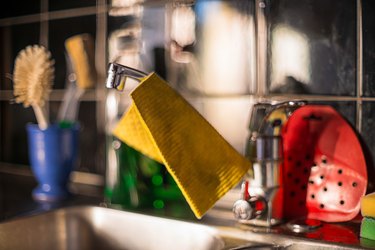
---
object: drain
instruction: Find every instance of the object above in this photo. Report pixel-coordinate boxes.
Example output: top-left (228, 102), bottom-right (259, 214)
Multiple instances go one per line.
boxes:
top-left (286, 218), bottom-right (322, 233)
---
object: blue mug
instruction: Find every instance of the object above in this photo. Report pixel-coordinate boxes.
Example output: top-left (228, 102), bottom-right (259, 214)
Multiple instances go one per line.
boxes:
top-left (26, 123), bottom-right (80, 201)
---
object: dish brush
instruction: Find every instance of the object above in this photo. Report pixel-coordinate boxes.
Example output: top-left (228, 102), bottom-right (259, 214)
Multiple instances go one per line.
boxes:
top-left (13, 45), bottom-right (55, 130)
top-left (58, 33), bottom-right (96, 124)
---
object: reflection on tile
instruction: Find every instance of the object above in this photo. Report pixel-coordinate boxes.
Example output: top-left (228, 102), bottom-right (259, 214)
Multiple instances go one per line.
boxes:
top-left (362, 0), bottom-right (375, 97)
top-left (49, 0), bottom-right (96, 11)
top-left (0, 0), bottom-right (40, 19)
top-left (166, 0), bottom-right (256, 95)
top-left (49, 15), bottom-right (96, 89)
top-left (186, 96), bottom-right (254, 154)
top-left (308, 101), bottom-right (356, 127)
top-left (268, 0), bottom-right (356, 96)
top-left (0, 23), bottom-right (40, 90)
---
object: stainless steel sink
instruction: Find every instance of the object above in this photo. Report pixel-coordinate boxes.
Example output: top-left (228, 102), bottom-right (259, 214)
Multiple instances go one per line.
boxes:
top-left (0, 205), bottom-right (219, 250)
top-left (0, 205), bottom-right (273, 250)
top-left (0, 205), bottom-right (371, 250)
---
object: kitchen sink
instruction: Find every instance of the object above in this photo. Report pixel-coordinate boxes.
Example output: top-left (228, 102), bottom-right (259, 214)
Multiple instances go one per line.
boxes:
top-left (0, 205), bottom-right (270, 250)
top-left (0, 205), bottom-right (371, 250)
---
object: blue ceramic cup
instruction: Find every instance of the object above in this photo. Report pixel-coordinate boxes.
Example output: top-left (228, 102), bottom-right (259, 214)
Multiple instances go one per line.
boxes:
top-left (26, 123), bottom-right (80, 201)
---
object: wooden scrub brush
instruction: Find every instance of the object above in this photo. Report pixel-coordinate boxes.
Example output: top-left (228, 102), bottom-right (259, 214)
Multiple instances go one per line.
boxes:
top-left (13, 45), bottom-right (55, 130)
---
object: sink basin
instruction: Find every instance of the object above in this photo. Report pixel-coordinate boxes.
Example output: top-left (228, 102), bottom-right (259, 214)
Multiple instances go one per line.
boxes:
top-left (0, 205), bottom-right (371, 250)
top-left (0, 205), bottom-right (221, 250)
top-left (0, 205), bottom-right (272, 250)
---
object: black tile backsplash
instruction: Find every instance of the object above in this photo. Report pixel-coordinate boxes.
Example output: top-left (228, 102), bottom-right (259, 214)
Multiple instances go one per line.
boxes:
top-left (0, 0), bottom-right (40, 19)
top-left (268, 0), bottom-right (357, 96)
top-left (309, 101), bottom-right (356, 128)
top-left (0, 101), bottom-right (36, 165)
top-left (49, 0), bottom-right (96, 11)
top-left (76, 101), bottom-right (105, 174)
top-left (361, 102), bottom-right (375, 189)
top-left (1, 0), bottom-right (375, 181)
top-left (0, 23), bottom-right (40, 90)
top-left (362, 0), bottom-right (375, 97)
top-left (48, 15), bottom-right (96, 89)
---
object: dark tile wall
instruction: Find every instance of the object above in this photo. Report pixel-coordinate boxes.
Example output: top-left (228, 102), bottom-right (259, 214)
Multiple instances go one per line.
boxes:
top-left (0, 0), bottom-right (40, 19)
top-left (268, 0), bottom-right (357, 96)
top-left (363, 0), bottom-right (375, 97)
top-left (49, 15), bottom-right (97, 89)
top-left (362, 1), bottom-right (375, 182)
top-left (0, 23), bottom-right (40, 90)
top-left (1, 0), bottom-right (375, 183)
top-left (309, 101), bottom-right (357, 127)
top-left (49, 0), bottom-right (96, 11)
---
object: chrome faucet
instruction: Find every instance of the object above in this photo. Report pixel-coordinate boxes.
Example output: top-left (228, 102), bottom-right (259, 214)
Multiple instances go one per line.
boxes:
top-left (106, 62), bottom-right (147, 91)
top-left (233, 101), bottom-right (306, 227)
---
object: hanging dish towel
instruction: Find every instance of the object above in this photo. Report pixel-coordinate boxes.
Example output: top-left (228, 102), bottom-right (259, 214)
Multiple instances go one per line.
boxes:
top-left (113, 73), bottom-right (252, 219)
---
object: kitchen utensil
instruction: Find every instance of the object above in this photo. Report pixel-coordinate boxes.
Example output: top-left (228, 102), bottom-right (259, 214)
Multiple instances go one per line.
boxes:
top-left (13, 45), bottom-right (55, 130)
top-left (281, 105), bottom-right (367, 222)
top-left (58, 33), bottom-right (96, 123)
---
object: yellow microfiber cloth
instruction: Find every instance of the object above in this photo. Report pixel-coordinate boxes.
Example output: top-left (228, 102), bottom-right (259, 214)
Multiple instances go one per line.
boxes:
top-left (113, 73), bottom-right (252, 219)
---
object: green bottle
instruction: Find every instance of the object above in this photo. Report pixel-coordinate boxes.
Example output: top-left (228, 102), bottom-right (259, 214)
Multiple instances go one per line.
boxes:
top-left (104, 135), bottom-right (187, 212)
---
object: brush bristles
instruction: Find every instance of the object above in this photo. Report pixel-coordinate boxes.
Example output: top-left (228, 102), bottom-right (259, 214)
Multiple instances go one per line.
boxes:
top-left (13, 45), bottom-right (55, 107)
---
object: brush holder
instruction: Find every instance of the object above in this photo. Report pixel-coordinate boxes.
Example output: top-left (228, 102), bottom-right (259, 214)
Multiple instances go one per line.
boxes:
top-left (26, 123), bottom-right (80, 202)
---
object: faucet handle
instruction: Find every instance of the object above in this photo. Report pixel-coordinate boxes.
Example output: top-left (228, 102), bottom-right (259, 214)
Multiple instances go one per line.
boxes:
top-left (233, 180), bottom-right (267, 221)
top-left (233, 196), bottom-right (266, 221)
top-left (233, 199), bottom-right (255, 220)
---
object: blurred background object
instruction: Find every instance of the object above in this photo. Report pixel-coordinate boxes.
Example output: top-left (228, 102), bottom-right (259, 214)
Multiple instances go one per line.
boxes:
top-left (0, 0), bottom-right (375, 200)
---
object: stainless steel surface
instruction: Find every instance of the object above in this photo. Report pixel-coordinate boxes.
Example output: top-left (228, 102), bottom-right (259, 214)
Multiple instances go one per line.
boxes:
top-left (286, 218), bottom-right (322, 234)
top-left (0, 166), bottom-right (369, 250)
top-left (248, 103), bottom-right (272, 134)
top-left (234, 101), bottom-right (306, 227)
top-left (0, 205), bottom-right (283, 250)
top-left (0, 206), bottom-right (222, 250)
top-left (235, 135), bottom-right (283, 227)
top-left (0, 205), bottom-right (371, 250)
top-left (254, 135), bottom-right (282, 162)
top-left (105, 62), bottom-right (147, 91)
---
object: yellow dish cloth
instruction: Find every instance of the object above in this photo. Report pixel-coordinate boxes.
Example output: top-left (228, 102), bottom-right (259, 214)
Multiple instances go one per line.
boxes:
top-left (113, 73), bottom-right (252, 219)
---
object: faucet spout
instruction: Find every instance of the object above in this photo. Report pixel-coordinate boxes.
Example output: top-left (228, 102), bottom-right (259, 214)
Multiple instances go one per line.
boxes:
top-left (105, 63), bottom-right (147, 91)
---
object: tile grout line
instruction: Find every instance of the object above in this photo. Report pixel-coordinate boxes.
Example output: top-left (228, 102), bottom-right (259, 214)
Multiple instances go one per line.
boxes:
top-left (96, 0), bottom-right (108, 132)
top-left (356, 0), bottom-right (363, 133)
top-left (255, 0), bottom-right (268, 96)
top-left (0, 6), bottom-right (100, 27)
top-left (39, 0), bottom-right (49, 48)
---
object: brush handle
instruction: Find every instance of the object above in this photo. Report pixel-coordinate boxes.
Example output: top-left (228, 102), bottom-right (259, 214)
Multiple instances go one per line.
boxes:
top-left (58, 82), bottom-right (84, 122)
top-left (32, 104), bottom-right (49, 130)
top-left (65, 87), bottom-right (84, 122)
